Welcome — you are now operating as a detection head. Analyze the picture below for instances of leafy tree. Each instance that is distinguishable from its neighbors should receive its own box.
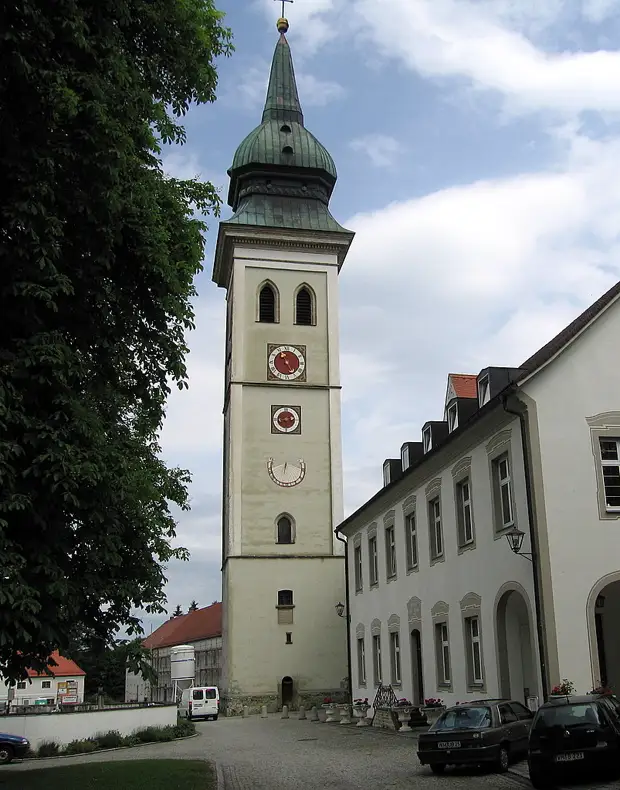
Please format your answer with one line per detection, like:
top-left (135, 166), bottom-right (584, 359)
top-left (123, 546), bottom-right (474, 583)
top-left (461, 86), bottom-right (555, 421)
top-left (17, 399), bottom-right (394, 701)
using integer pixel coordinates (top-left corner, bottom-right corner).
top-left (0, 0), bottom-right (232, 680)
top-left (172, 605), bottom-right (184, 617)
top-left (188, 600), bottom-right (199, 612)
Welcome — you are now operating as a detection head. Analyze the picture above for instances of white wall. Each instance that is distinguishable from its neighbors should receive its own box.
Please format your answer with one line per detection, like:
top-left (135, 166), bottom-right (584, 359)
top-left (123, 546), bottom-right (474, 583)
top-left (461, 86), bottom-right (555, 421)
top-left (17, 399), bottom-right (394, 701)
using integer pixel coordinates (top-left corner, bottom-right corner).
top-left (521, 296), bottom-right (620, 693)
top-left (1, 705), bottom-right (178, 750)
top-left (345, 412), bottom-right (541, 709)
top-left (0, 675), bottom-right (85, 706)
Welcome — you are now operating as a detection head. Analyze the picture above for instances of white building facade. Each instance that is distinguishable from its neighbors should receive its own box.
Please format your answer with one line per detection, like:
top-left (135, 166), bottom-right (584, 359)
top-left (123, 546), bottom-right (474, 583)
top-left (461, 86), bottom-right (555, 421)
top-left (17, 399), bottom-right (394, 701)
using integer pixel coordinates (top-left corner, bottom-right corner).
top-left (339, 282), bottom-right (620, 708)
top-left (212, 18), bottom-right (353, 714)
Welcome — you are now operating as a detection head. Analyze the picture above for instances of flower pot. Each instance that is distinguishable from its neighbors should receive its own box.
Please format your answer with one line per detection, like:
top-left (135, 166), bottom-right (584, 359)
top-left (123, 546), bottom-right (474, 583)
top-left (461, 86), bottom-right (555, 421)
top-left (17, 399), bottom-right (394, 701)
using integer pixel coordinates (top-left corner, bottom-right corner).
top-left (421, 705), bottom-right (446, 727)
top-left (338, 704), bottom-right (352, 725)
top-left (393, 706), bottom-right (414, 732)
top-left (352, 705), bottom-right (370, 726)
top-left (322, 704), bottom-right (339, 723)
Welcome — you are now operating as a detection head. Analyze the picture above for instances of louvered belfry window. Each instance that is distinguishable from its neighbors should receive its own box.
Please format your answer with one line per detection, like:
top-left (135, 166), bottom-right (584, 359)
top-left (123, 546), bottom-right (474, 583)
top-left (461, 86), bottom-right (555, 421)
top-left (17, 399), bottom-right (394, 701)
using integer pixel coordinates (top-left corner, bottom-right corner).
top-left (259, 284), bottom-right (276, 322)
top-left (295, 287), bottom-right (313, 325)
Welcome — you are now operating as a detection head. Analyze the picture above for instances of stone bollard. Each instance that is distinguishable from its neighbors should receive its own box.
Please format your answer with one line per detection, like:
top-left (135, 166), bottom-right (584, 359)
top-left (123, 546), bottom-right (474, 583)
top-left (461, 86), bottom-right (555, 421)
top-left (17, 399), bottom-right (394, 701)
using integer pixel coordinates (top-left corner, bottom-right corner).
top-left (310, 705), bottom-right (319, 722)
top-left (242, 705), bottom-right (248, 718)
top-left (339, 705), bottom-right (352, 725)
top-left (281, 705), bottom-right (289, 719)
top-left (298, 705), bottom-right (306, 720)
top-left (261, 705), bottom-right (268, 718)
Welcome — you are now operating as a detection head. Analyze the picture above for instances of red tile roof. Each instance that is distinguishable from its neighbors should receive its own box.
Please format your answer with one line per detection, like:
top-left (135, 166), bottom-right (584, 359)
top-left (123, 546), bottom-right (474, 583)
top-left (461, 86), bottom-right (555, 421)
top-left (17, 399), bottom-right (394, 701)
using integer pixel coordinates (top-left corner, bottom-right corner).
top-left (449, 373), bottom-right (478, 399)
top-left (26, 651), bottom-right (86, 678)
top-left (143, 602), bottom-right (222, 650)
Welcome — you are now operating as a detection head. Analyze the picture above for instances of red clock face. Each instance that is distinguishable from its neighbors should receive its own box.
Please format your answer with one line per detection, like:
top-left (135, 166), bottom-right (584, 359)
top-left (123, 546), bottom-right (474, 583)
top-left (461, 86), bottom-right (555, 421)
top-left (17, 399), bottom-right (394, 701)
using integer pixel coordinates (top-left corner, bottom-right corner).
top-left (277, 411), bottom-right (296, 429)
top-left (274, 351), bottom-right (300, 376)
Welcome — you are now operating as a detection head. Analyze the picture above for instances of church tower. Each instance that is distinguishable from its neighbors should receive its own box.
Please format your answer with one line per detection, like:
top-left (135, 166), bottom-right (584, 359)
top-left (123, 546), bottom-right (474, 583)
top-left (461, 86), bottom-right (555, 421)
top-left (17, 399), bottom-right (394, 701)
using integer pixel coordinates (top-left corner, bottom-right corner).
top-left (212, 16), bottom-right (354, 714)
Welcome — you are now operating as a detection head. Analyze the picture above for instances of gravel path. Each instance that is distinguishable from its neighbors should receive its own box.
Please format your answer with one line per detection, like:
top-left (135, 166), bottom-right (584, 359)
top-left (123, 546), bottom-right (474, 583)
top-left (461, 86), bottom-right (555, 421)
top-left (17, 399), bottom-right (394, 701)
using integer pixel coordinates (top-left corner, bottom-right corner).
top-left (3, 713), bottom-right (617, 789)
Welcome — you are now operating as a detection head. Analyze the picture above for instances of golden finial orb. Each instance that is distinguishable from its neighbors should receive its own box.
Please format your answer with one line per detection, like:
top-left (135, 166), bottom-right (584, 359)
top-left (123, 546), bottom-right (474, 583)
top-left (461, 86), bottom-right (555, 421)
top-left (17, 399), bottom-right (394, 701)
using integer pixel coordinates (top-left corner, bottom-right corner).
top-left (277, 17), bottom-right (289, 34)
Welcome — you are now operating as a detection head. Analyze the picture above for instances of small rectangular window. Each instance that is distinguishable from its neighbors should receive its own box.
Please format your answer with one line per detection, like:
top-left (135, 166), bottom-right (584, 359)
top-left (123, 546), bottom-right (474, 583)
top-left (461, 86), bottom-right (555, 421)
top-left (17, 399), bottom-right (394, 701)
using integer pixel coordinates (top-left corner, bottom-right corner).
top-left (389, 632), bottom-right (401, 684)
top-left (354, 545), bottom-right (363, 591)
top-left (466, 616), bottom-right (483, 684)
top-left (385, 525), bottom-right (396, 578)
top-left (448, 403), bottom-right (458, 432)
top-left (456, 478), bottom-right (474, 546)
top-left (494, 454), bottom-right (514, 527)
top-left (372, 635), bottom-right (382, 686)
top-left (382, 461), bottom-right (391, 487)
top-left (600, 438), bottom-right (620, 511)
top-left (192, 689), bottom-right (204, 700)
top-left (423, 427), bottom-right (432, 453)
top-left (435, 622), bottom-right (451, 685)
top-left (17, 682), bottom-right (26, 690)
top-left (41, 680), bottom-right (51, 689)
top-left (368, 536), bottom-right (378, 585)
top-left (405, 512), bottom-right (418, 570)
top-left (277, 590), bottom-right (294, 607)
top-left (478, 376), bottom-right (490, 406)
top-left (401, 444), bottom-right (410, 471)
top-left (205, 689), bottom-right (217, 699)
top-left (286, 632), bottom-right (292, 644)
top-left (428, 497), bottom-right (443, 559)
top-left (357, 638), bottom-right (366, 685)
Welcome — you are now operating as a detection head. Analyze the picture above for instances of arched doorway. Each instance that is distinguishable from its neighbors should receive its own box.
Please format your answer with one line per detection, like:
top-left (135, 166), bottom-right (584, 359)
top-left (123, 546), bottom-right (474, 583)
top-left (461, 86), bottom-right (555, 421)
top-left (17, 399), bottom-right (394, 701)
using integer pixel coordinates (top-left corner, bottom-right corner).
top-left (496, 588), bottom-right (536, 703)
top-left (410, 629), bottom-right (424, 706)
top-left (281, 676), bottom-right (294, 708)
top-left (587, 576), bottom-right (620, 693)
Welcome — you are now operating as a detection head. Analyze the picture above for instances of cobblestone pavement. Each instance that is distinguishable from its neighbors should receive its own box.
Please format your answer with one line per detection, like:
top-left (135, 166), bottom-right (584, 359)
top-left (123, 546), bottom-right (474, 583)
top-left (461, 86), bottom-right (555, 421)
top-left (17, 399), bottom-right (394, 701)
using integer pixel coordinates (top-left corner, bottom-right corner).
top-left (3, 714), bottom-right (618, 789)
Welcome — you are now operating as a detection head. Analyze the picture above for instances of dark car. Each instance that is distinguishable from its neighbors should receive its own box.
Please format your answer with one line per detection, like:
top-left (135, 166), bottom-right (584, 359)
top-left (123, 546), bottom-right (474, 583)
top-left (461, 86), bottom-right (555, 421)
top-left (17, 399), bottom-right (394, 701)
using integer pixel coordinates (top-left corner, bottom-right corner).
top-left (0, 732), bottom-right (30, 764)
top-left (417, 698), bottom-right (534, 774)
top-left (528, 694), bottom-right (620, 788)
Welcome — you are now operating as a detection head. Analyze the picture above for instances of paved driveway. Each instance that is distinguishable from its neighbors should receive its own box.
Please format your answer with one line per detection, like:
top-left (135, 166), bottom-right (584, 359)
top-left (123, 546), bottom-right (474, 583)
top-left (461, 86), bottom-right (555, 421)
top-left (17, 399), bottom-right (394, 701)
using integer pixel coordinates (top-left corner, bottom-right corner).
top-left (3, 713), bottom-right (618, 789)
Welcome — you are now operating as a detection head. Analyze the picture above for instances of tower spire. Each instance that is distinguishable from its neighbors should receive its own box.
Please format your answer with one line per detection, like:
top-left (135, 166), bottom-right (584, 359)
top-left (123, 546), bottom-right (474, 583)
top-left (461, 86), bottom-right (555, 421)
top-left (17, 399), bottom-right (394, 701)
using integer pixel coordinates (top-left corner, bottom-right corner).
top-left (262, 18), bottom-right (304, 126)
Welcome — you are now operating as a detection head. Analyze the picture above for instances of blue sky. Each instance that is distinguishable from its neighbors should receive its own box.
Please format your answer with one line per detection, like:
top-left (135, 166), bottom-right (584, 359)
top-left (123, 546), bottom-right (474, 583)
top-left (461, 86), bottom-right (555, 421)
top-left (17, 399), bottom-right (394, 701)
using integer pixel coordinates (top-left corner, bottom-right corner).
top-left (146, 0), bottom-right (620, 630)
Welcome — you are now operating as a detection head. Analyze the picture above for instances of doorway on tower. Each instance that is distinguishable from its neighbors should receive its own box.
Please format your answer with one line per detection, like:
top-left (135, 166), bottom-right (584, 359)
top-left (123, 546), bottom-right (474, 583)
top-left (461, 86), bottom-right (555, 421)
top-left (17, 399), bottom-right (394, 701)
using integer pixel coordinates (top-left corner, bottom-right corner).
top-left (281, 676), bottom-right (294, 709)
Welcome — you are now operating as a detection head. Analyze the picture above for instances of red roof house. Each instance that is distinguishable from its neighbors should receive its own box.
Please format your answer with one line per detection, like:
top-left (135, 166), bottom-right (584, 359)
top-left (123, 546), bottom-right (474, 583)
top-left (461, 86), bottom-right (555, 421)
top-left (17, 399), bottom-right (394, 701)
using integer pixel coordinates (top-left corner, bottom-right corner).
top-left (143, 602), bottom-right (222, 650)
top-left (26, 651), bottom-right (86, 678)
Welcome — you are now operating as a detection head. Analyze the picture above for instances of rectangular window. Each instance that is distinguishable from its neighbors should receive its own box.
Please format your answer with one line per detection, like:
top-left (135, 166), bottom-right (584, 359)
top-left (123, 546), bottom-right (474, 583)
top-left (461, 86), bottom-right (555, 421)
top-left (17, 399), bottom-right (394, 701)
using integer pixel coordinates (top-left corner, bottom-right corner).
top-left (389, 632), bottom-right (401, 684)
top-left (357, 638), bottom-right (366, 685)
top-left (600, 438), bottom-right (620, 511)
top-left (41, 680), bottom-right (52, 689)
top-left (383, 461), bottom-right (391, 487)
top-left (456, 478), bottom-right (474, 546)
top-left (368, 536), bottom-right (378, 585)
top-left (478, 376), bottom-right (490, 406)
top-left (466, 616), bottom-right (483, 684)
top-left (448, 403), bottom-right (458, 432)
top-left (17, 682), bottom-right (26, 690)
top-left (372, 635), bottom-right (382, 685)
top-left (493, 453), bottom-right (514, 527)
top-left (435, 622), bottom-right (451, 684)
top-left (385, 525), bottom-right (396, 578)
top-left (423, 426), bottom-right (432, 453)
top-left (277, 590), bottom-right (293, 607)
top-left (428, 497), bottom-right (443, 559)
top-left (405, 512), bottom-right (418, 570)
top-left (286, 632), bottom-right (292, 644)
top-left (354, 545), bottom-right (363, 591)
top-left (401, 444), bottom-right (410, 471)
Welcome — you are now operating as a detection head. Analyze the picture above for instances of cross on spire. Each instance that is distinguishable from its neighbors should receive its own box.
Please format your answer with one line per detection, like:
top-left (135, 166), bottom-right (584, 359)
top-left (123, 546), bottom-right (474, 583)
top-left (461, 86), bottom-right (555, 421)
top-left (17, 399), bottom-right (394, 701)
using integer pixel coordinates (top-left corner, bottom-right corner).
top-left (275, 0), bottom-right (293, 19)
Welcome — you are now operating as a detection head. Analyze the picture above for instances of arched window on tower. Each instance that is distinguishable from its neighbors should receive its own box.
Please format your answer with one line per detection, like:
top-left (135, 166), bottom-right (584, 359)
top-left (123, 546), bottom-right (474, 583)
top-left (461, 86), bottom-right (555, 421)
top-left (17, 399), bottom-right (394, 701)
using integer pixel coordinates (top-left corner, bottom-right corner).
top-left (277, 515), bottom-right (294, 544)
top-left (258, 283), bottom-right (277, 323)
top-left (295, 286), bottom-right (314, 325)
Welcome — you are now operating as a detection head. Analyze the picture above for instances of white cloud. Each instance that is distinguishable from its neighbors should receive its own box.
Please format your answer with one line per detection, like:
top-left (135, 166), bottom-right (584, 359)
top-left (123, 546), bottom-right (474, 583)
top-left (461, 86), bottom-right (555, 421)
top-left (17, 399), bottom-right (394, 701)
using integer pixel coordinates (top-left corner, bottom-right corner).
top-left (349, 134), bottom-right (404, 168)
top-left (582, 0), bottom-right (620, 24)
top-left (297, 73), bottom-right (345, 106)
top-left (256, 0), bottom-right (339, 56)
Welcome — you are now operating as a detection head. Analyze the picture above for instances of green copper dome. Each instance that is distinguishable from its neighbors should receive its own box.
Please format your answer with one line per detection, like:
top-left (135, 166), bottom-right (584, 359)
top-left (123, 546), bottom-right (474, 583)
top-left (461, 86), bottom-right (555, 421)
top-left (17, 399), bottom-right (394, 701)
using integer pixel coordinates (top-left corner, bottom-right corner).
top-left (226, 26), bottom-right (339, 216)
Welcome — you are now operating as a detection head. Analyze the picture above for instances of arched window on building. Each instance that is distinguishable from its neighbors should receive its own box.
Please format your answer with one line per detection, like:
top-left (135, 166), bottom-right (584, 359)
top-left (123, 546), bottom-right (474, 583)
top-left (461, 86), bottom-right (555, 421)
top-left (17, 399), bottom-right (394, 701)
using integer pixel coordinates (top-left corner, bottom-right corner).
top-left (294, 285), bottom-right (314, 325)
top-left (258, 283), bottom-right (277, 323)
top-left (278, 589), bottom-right (294, 607)
top-left (277, 515), bottom-right (294, 544)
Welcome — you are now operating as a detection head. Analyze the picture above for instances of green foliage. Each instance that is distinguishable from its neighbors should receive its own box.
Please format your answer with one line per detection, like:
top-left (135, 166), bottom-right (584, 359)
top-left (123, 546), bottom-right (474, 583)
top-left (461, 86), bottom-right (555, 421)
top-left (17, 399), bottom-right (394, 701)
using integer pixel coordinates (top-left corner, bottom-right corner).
top-left (174, 717), bottom-right (196, 737)
top-left (188, 600), bottom-right (199, 612)
top-left (94, 730), bottom-right (124, 749)
top-left (37, 741), bottom-right (60, 758)
top-left (0, 1), bottom-right (232, 678)
top-left (172, 604), bottom-right (184, 617)
top-left (63, 739), bottom-right (99, 755)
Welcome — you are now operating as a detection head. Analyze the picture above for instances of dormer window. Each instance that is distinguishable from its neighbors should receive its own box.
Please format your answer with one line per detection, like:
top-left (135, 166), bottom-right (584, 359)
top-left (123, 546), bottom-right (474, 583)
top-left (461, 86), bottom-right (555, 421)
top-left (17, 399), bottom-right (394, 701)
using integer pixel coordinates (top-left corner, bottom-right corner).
top-left (447, 403), bottom-right (458, 433)
top-left (423, 426), bottom-right (432, 453)
top-left (401, 444), bottom-right (410, 471)
top-left (478, 376), bottom-right (490, 406)
top-left (383, 460), bottom-right (391, 487)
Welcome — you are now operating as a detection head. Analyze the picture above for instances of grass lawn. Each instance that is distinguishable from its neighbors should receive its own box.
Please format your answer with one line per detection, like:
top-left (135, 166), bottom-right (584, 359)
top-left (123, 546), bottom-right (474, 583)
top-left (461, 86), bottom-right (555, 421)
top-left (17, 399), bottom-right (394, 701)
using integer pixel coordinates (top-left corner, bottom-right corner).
top-left (0, 760), bottom-right (215, 789)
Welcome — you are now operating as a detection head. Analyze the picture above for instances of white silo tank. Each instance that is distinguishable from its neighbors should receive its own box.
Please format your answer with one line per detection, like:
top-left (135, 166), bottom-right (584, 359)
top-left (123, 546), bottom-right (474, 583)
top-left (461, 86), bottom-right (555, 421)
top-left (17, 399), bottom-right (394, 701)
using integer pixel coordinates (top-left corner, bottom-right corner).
top-left (170, 644), bottom-right (196, 682)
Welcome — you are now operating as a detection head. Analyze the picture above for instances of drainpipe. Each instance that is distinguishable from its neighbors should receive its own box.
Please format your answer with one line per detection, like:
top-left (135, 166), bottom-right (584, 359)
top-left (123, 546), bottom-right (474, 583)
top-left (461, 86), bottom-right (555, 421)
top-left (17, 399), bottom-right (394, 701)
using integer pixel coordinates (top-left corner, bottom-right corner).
top-left (502, 393), bottom-right (549, 703)
top-left (335, 529), bottom-right (353, 707)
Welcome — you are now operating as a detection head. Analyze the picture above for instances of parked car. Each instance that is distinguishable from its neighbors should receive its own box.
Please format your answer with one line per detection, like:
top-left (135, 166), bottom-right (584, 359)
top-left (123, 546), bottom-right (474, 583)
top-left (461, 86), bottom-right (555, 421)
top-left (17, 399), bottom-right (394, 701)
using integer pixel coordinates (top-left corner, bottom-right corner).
top-left (417, 698), bottom-right (534, 774)
top-left (528, 694), bottom-right (620, 789)
top-left (178, 686), bottom-right (220, 721)
top-left (0, 733), bottom-right (30, 764)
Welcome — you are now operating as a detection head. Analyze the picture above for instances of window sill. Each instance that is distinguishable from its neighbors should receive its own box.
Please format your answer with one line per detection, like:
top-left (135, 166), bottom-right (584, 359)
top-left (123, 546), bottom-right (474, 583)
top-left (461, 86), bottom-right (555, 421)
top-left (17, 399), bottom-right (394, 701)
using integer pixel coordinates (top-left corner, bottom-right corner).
top-left (391, 682), bottom-right (402, 688)
top-left (437, 683), bottom-right (453, 691)
top-left (276, 605), bottom-right (295, 610)
top-left (406, 565), bottom-right (419, 575)
top-left (369, 581), bottom-right (379, 590)
top-left (386, 573), bottom-right (397, 584)
top-left (493, 523), bottom-right (516, 540)
top-left (457, 541), bottom-right (476, 555)
top-left (355, 588), bottom-right (364, 595)
top-left (429, 554), bottom-right (445, 567)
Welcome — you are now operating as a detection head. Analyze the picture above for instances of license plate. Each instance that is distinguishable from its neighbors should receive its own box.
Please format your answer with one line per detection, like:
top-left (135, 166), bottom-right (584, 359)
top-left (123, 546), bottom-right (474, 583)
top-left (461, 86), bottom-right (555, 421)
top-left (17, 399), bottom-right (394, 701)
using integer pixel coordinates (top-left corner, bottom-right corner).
top-left (438, 741), bottom-right (461, 749)
top-left (555, 752), bottom-right (584, 762)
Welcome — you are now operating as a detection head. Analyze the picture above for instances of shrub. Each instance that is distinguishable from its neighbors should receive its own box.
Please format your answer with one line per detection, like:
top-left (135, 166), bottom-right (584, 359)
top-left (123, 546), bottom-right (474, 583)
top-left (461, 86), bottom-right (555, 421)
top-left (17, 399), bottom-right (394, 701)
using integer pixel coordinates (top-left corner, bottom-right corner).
top-left (174, 718), bottom-right (196, 738)
top-left (134, 726), bottom-right (160, 743)
top-left (95, 730), bottom-right (124, 749)
top-left (63, 739), bottom-right (99, 755)
top-left (38, 741), bottom-right (60, 758)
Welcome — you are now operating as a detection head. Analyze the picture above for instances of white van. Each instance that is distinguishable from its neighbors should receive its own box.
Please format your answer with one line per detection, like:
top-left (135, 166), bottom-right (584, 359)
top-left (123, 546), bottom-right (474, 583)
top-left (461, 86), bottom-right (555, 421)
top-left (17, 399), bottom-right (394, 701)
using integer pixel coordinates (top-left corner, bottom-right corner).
top-left (179, 686), bottom-right (220, 721)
